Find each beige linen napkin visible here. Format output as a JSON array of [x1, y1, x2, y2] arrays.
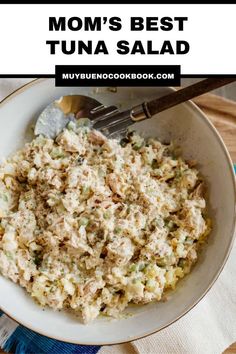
[[0, 79, 235, 354]]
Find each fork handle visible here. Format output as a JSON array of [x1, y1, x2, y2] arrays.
[[131, 78, 236, 121]]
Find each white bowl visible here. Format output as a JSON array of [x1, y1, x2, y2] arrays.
[[0, 80, 235, 345]]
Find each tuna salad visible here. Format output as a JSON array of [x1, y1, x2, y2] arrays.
[[0, 121, 211, 323]]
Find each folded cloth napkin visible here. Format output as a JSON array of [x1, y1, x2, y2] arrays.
[[0, 80, 236, 354], [0, 311, 99, 354]]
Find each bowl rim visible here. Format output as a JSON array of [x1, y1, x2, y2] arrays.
[[0, 79, 235, 346]]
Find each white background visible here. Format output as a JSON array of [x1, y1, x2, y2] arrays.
[[0, 4, 235, 75]]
